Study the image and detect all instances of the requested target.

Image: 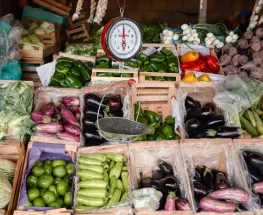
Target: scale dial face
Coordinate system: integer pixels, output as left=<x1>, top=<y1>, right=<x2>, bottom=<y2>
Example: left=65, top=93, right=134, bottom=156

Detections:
left=101, top=17, right=142, bottom=61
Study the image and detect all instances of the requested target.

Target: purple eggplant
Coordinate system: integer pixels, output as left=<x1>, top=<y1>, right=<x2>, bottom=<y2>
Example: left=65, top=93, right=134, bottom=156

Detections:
left=84, top=94, right=107, bottom=110
left=185, top=118, right=203, bottom=135
left=215, top=172, right=230, bottom=189
left=61, top=96, right=80, bottom=107
left=84, top=106, right=104, bottom=118
left=42, top=102, right=56, bottom=115
left=108, top=95, right=123, bottom=110
left=215, top=127, right=243, bottom=138
left=194, top=165, right=205, bottom=182
left=158, top=160, right=174, bottom=175
left=203, top=102, right=216, bottom=113
left=63, top=124, right=81, bottom=136
left=106, top=109, right=124, bottom=117
left=187, top=107, right=214, bottom=119
left=247, top=151, right=263, bottom=173
left=61, top=105, right=79, bottom=126
left=194, top=182, right=208, bottom=202
left=175, top=198, right=191, bottom=211
left=31, top=112, right=52, bottom=124
left=152, top=169, right=165, bottom=181
left=253, top=181, right=263, bottom=194
left=33, top=122, right=63, bottom=133
left=185, top=96, right=201, bottom=110
left=159, top=176, right=178, bottom=192
left=236, top=204, right=247, bottom=212
left=205, top=115, right=225, bottom=129
left=200, top=197, right=236, bottom=212
left=203, top=168, right=214, bottom=192
left=56, top=132, right=80, bottom=142
left=209, top=187, right=248, bottom=203
left=150, top=180, right=169, bottom=195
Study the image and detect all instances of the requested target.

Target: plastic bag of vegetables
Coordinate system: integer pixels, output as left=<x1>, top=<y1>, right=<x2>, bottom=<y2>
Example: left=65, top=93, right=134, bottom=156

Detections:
left=181, top=139, right=252, bottom=213
left=233, top=139, right=263, bottom=212
left=129, top=142, right=192, bottom=212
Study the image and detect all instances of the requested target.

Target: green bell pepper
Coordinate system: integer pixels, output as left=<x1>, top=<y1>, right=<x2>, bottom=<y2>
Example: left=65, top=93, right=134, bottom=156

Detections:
left=56, top=63, right=70, bottom=75
left=56, top=57, right=74, bottom=64
left=136, top=135, right=147, bottom=141
left=148, top=122, right=159, bottom=135
left=145, top=76, right=153, bottom=80
left=166, top=77, right=176, bottom=81
left=124, top=60, right=138, bottom=68
left=140, top=65, right=150, bottom=72
left=144, top=60, right=150, bottom=65
left=60, top=79, right=68, bottom=88
left=150, top=54, right=165, bottom=63
left=97, top=72, right=112, bottom=77
left=49, top=73, right=64, bottom=86
left=81, top=68, right=91, bottom=82
left=65, top=75, right=83, bottom=88
left=134, top=103, right=144, bottom=118
left=158, top=64, right=167, bottom=72
left=147, top=134, right=156, bottom=141
left=161, top=125, right=174, bottom=140
left=149, top=63, right=159, bottom=72
left=137, top=117, right=148, bottom=125
left=169, top=66, right=179, bottom=73
left=160, top=48, right=172, bottom=56
left=137, top=59, right=143, bottom=66
left=73, top=60, right=84, bottom=70
left=122, top=73, right=133, bottom=78
left=145, top=110, right=161, bottom=123
left=153, top=76, right=165, bottom=81
left=112, top=73, right=122, bottom=77
left=96, top=63, right=110, bottom=68
left=96, top=55, right=110, bottom=64
left=155, top=132, right=166, bottom=140
left=165, top=115, right=175, bottom=125
left=137, top=53, right=148, bottom=62
left=70, top=66, right=81, bottom=77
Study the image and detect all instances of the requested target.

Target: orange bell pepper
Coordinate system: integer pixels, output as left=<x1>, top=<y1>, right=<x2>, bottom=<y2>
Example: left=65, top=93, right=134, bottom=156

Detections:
left=180, top=51, right=199, bottom=63
left=182, top=72, right=199, bottom=82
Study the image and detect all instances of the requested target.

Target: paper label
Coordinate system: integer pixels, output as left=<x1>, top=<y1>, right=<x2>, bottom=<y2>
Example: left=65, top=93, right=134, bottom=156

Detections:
left=180, top=44, right=210, bottom=56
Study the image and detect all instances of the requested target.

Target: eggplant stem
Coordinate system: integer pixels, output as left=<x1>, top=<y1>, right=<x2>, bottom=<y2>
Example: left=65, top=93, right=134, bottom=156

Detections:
left=206, top=129, right=217, bottom=137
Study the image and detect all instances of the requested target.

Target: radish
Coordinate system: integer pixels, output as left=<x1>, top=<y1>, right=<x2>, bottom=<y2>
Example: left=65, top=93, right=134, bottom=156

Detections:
left=220, top=54, right=231, bottom=66
left=238, top=39, right=248, bottom=49
left=244, top=30, right=253, bottom=39
left=164, top=192, right=176, bottom=211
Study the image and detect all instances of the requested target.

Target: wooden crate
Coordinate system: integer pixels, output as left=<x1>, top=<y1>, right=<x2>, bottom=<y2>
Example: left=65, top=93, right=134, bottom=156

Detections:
left=0, top=140, right=25, bottom=215
left=67, top=24, right=89, bottom=42
left=58, top=52, right=96, bottom=64
left=139, top=43, right=181, bottom=84
left=91, top=68, right=139, bottom=83
left=33, top=0, right=72, bottom=16
left=181, top=139, right=254, bottom=214
left=129, top=141, right=193, bottom=215
left=15, top=141, right=77, bottom=214
left=74, top=144, right=132, bottom=214
left=68, top=12, right=88, bottom=29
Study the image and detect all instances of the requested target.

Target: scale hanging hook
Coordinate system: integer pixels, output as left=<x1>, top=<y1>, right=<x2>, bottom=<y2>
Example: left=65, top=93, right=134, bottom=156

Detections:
left=120, top=8, right=124, bottom=17
left=117, top=0, right=125, bottom=17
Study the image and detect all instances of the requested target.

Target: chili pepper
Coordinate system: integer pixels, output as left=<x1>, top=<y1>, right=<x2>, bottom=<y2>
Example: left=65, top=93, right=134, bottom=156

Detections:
left=137, top=117, right=148, bottom=125
left=198, top=74, right=211, bottom=82
left=97, top=72, right=112, bottom=77
left=81, top=68, right=91, bottom=82
left=49, top=73, right=64, bottom=86
left=195, top=59, right=206, bottom=70
left=70, top=66, right=81, bottom=77
left=160, top=48, right=172, bottom=56
left=145, top=110, right=161, bottom=123
left=56, top=63, right=70, bottom=75
left=150, top=54, right=165, bottom=63
left=65, top=75, right=83, bottom=88
left=149, top=63, right=159, bottom=72
left=161, top=125, right=174, bottom=140
left=56, top=57, right=74, bottom=64
left=202, top=67, right=215, bottom=74
left=137, top=53, right=149, bottom=62
left=204, top=56, right=220, bottom=72
left=182, top=72, right=199, bottom=82
left=73, top=60, right=84, bottom=70
left=124, top=60, right=138, bottom=68
left=136, top=135, right=147, bottom=141
left=95, top=63, right=109, bottom=68
left=140, top=65, right=150, bottom=72
left=165, top=115, right=175, bottom=125
left=60, top=79, right=68, bottom=87
left=96, top=55, right=110, bottom=64
left=181, top=51, right=199, bottom=63
left=156, top=132, right=167, bottom=140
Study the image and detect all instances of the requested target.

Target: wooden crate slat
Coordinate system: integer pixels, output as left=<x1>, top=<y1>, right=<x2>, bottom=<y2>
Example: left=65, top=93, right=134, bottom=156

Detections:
left=58, top=52, right=96, bottom=63
left=33, top=0, right=69, bottom=15
left=67, top=24, right=89, bottom=41
left=42, top=0, right=71, bottom=12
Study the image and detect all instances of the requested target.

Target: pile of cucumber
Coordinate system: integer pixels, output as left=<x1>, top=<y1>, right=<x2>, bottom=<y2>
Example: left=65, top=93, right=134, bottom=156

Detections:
left=75, top=153, right=129, bottom=212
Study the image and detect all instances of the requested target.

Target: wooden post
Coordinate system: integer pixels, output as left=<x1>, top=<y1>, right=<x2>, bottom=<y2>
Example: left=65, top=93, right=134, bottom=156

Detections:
left=198, top=0, right=207, bottom=23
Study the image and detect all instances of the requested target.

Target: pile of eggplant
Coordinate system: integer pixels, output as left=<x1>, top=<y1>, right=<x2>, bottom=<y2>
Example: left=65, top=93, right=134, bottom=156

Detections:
left=241, top=150, right=263, bottom=206
left=138, top=159, right=190, bottom=211
left=185, top=96, right=242, bottom=138
left=82, top=94, right=124, bottom=146
left=193, top=165, right=248, bottom=212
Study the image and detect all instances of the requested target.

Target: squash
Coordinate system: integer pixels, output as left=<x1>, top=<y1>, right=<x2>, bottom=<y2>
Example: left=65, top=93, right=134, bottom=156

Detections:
left=0, top=159, right=16, bottom=183
left=0, top=175, right=12, bottom=209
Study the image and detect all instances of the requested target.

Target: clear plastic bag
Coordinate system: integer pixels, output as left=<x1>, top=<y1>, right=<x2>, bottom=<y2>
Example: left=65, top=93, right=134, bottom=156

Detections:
left=129, top=141, right=192, bottom=212
left=181, top=139, right=253, bottom=212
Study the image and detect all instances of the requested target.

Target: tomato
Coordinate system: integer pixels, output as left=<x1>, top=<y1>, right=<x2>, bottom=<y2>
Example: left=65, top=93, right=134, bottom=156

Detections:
left=55, top=197, right=64, bottom=207
left=43, top=163, right=53, bottom=175
left=33, top=197, right=45, bottom=207
left=54, top=178, right=62, bottom=185
left=44, top=160, right=52, bottom=165
left=57, top=180, right=69, bottom=195
left=31, top=165, right=45, bottom=177
left=63, top=174, right=73, bottom=185
left=53, top=165, right=67, bottom=178
left=40, top=188, right=47, bottom=196
left=27, top=188, right=40, bottom=202
left=42, top=191, right=56, bottom=204
left=34, top=160, right=43, bottom=167
left=66, top=163, right=74, bottom=175
left=38, top=175, right=54, bottom=189
left=48, top=202, right=61, bottom=208
left=26, top=175, right=38, bottom=188
left=64, top=191, right=72, bottom=207
left=52, top=160, right=66, bottom=167
left=49, top=185, right=59, bottom=197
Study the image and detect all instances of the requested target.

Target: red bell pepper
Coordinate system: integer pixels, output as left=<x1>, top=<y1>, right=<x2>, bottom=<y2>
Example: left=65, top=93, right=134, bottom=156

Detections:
left=202, top=67, right=215, bottom=74
left=198, top=52, right=205, bottom=60
left=195, top=59, right=206, bottom=70
left=204, top=56, right=220, bottom=72
left=180, top=62, right=201, bottom=75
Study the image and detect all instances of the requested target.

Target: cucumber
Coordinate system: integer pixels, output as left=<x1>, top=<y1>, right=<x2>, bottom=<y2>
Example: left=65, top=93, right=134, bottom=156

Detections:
left=109, top=176, right=117, bottom=197
left=78, top=157, right=102, bottom=166
left=77, top=195, right=105, bottom=207
left=117, top=179, right=123, bottom=192
left=107, top=188, right=122, bottom=206
left=78, top=179, right=108, bottom=189
left=77, top=188, right=107, bottom=198
left=240, top=117, right=259, bottom=137
left=106, top=154, right=124, bottom=162
left=78, top=164, right=104, bottom=174
left=77, top=170, right=104, bottom=180
left=81, top=154, right=106, bottom=162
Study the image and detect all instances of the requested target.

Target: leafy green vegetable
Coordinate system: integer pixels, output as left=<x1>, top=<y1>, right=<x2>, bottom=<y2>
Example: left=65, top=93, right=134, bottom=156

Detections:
left=140, top=23, right=167, bottom=43
left=0, top=82, right=34, bottom=140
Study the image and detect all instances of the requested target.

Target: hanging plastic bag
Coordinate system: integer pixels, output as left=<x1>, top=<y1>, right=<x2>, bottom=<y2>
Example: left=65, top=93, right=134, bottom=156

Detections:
left=0, top=60, right=22, bottom=80
left=0, top=21, right=10, bottom=70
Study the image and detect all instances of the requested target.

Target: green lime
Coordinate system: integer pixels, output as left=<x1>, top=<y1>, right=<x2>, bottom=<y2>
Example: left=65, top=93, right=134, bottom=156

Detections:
left=52, top=160, right=66, bottom=167
left=31, top=165, right=45, bottom=177
left=54, top=178, right=62, bottom=185
left=33, top=197, right=45, bottom=207
left=66, top=163, right=74, bottom=175
left=48, top=202, right=61, bottom=208
left=34, top=160, right=43, bottom=167
left=48, top=185, right=59, bottom=197
left=38, top=175, right=54, bottom=188
left=27, top=188, right=40, bottom=202
left=26, top=175, right=38, bottom=188
left=53, top=165, right=67, bottom=178
left=42, top=191, right=56, bottom=205
left=64, top=191, right=72, bottom=206
left=44, top=160, right=52, bottom=165
left=57, top=180, right=69, bottom=195
left=21, top=202, right=33, bottom=206
left=40, top=188, right=47, bottom=196
left=43, top=163, right=53, bottom=175
left=63, top=174, right=73, bottom=185
left=56, top=197, right=64, bottom=207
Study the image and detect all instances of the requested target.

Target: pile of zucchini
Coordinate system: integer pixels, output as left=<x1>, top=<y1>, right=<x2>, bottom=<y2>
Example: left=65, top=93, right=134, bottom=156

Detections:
left=75, top=153, right=129, bottom=212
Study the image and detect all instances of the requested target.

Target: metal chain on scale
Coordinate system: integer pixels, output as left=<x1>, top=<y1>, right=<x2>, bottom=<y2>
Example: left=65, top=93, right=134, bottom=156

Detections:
left=117, top=0, right=126, bottom=17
